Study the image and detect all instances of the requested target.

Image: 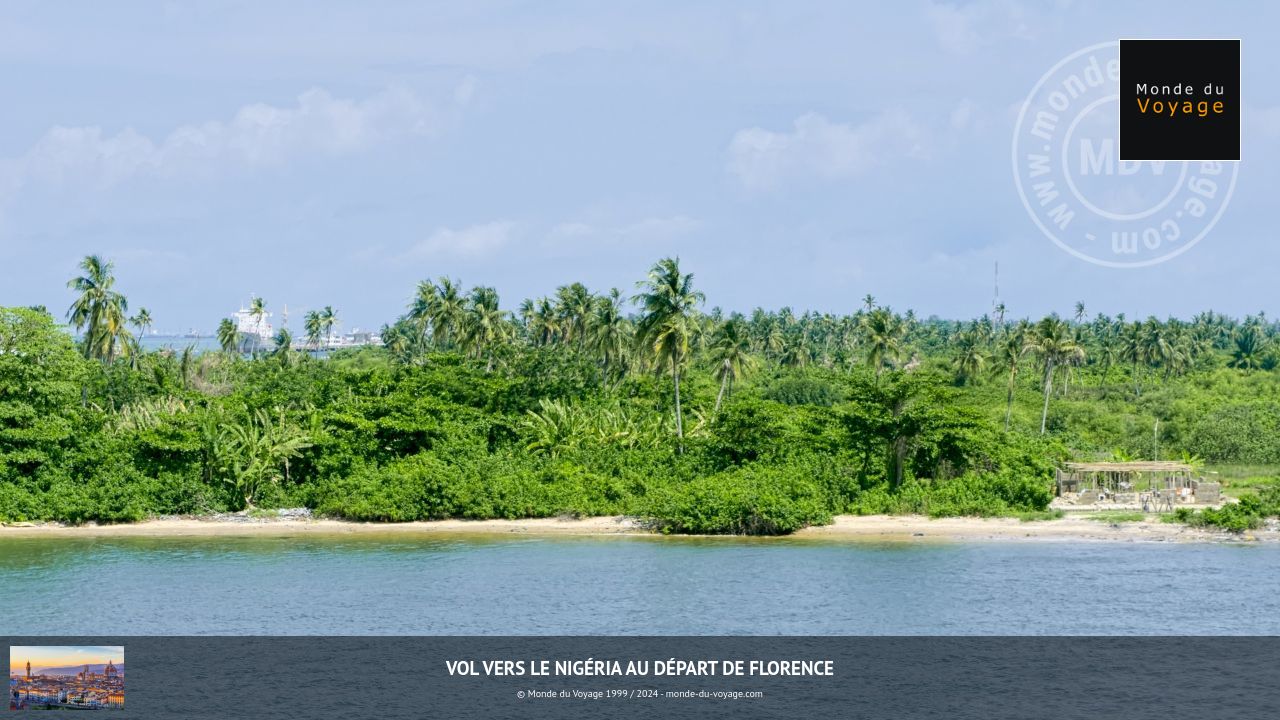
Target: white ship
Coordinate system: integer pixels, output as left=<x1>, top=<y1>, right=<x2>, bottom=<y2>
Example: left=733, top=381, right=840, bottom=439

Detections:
left=228, top=298, right=381, bottom=351
left=233, top=300, right=273, bottom=348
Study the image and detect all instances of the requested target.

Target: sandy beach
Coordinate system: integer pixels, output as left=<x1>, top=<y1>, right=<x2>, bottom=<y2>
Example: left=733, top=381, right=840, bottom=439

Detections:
left=1, top=513, right=1275, bottom=543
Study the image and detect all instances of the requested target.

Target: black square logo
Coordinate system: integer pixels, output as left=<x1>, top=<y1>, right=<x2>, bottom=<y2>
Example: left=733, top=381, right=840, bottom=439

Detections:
left=1120, top=39, right=1240, bottom=161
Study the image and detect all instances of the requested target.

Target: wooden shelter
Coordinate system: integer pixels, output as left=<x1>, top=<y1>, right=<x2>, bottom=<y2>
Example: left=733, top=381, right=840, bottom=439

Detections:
left=1055, top=461, right=1214, bottom=509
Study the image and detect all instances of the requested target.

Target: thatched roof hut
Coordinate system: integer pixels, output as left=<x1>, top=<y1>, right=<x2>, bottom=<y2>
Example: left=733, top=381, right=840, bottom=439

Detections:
left=1056, top=460, right=1196, bottom=495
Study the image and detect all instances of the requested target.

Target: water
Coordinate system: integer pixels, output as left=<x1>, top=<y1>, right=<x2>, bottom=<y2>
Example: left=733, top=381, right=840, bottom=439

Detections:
left=137, top=336, right=221, bottom=353
left=1, top=535, right=1277, bottom=635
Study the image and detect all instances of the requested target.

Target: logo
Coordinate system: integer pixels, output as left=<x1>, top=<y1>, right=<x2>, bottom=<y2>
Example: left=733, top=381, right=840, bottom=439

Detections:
left=1119, top=39, right=1240, bottom=161
left=1012, top=41, right=1238, bottom=268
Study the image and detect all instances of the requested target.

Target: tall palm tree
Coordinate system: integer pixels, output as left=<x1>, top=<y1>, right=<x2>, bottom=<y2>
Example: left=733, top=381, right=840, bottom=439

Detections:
left=997, top=322, right=1029, bottom=430
left=462, top=286, right=511, bottom=370
left=320, top=306, right=338, bottom=348
left=130, top=307, right=153, bottom=337
left=408, top=279, right=437, bottom=346
left=759, top=322, right=783, bottom=359
left=217, top=318, right=240, bottom=354
left=859, top=307, right=906, bottom=382
left=1025, top=316, right=1084, bottom=434
left=431, top=278, right=466, bottom=349
left=952, top=329, right=988, bottom=385
left=633, top=257, right=704, bottom=447
left=709, top=318, right=756, bottom=413
left=1094, top=321, right=1120, bottom=388
left=66, top=254, right=131, bottom=362
left=248, top=297, right=267, bottom=353
left=526, top=297, right=559, bottom=346
left=303, top=310, right=324, bottom=351
left=1119, top=321, right=1149, bottom=395
left=555, top=282, right=595, bottom=346
left=588, top=289, right=629, bottom=379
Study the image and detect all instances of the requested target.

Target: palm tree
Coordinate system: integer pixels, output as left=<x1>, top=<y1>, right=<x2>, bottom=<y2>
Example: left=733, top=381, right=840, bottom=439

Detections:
left=179, top=345, right=194, bottom=389
left=462, top=286, right=511, bottom=370
left=303, top=310, right=324, bottom=351
left=709, top=318, right=756, bottom=413
left=381, top=323, right=411, bottom=358
left=997, top=322, right=1028, bottom=430
left=66, top=254, right=131, bottom=362
left=1025, top=316, right=1084, bottom=434
left=217, top=318, right=241, bottom=354
left=130, top=307, right=153, bottom=337
left=248, top=297, right=267, bottom=353
left=779, top=338, right=810, bottom=368
left=1073, top=301, right=1087, bottom=324
left=271, top=328, right=296, bottom=366
left=526, top=297, right=559, bottom=346
left=320, top=306, right=338, bottom=349
left=859, top=307, right=906, bottom=382
left=1119, top=321, right=1149, bottom=395
left=408, top=279, right=437, bottom=346
left=633, top=257, right=704, bottom=447
left=555, top=282, right=595, bottom=346
left=1228, top=324, right=1270, bottom=370
left=588, top=289, right=629, bottom=379
left=952, top=329, right=988, bottom=385
left=431, top=278, right=466, bottom=348
left=1094, top=321, right=1120, bottom=388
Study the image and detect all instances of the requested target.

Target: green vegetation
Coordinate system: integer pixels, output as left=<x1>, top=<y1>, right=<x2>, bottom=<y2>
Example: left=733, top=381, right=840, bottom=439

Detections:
left=1085, top=511, right=1149, bottom=523
left=4, top=255, right=1280, bottom=534
left=1171, top=488, right=1280, bottom=533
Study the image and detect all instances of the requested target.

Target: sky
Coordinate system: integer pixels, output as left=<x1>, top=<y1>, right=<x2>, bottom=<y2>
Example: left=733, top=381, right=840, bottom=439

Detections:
left=0, top=1, right=1277, bottom=334
left=10, top=646, right=124, bottom=672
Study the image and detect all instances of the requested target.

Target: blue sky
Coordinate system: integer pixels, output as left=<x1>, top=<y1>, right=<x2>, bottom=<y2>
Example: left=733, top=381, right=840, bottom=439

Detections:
left=0, top=1, right=1277, bottom=334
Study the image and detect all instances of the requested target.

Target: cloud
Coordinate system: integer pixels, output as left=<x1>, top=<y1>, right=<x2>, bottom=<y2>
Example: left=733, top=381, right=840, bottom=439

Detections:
left=548, top=214, right=699, bottom=244
left=726, top=111, right=926, bottom=191
left=925, top=1, right=1042, bottom=55
left=3, top=86, right=445, bottom=194
left=405, top=221, right=516, bottom=260
left=1247, top=104, right=1280, bottom=140
left=927, top=3, right=983, bottom=55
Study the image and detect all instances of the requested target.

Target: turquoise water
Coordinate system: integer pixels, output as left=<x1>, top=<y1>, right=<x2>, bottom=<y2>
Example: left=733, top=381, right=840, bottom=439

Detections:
left=1, top=535, right=1277, bottom=635
left=137, top=336, right=221, bottom=353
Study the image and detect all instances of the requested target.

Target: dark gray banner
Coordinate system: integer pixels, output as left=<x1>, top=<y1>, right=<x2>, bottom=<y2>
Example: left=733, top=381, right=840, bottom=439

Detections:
left=5, top=637, right=1278, bottom=719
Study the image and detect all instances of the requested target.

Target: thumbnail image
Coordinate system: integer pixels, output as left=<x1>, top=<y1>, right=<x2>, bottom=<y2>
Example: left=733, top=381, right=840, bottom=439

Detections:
left=9, top=647, right=124, bottom=711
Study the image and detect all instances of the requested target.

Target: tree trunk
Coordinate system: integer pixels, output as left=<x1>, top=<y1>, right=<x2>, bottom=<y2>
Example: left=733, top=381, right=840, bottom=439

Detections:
left=891, top=436, right=907, bottom=488
left=1004, top=366, right=1016, bottom=431
left=713, top=361, right=730, bottom=414
left=1040, top=359, right=1055, bottom=434
left=672, top=355, right=684, bottom=451
left=889, top=398, right=907, bottom=488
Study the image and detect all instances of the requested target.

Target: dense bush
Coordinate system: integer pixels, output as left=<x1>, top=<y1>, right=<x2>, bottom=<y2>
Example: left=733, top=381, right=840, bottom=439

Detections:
left=644, top=464, right=833, bottom=535
left=1173, top=486, right=1280, bottom=532
left=762, top=375, right=847, bottom=407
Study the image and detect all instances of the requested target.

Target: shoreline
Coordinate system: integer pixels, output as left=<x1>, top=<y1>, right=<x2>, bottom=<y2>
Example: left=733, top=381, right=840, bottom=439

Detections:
left=1, top=513, right=1274, bottom=543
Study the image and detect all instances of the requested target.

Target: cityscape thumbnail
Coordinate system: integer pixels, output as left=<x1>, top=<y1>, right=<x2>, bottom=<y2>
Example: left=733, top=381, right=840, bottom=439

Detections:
left=9, top=646, right=124, bottom=711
